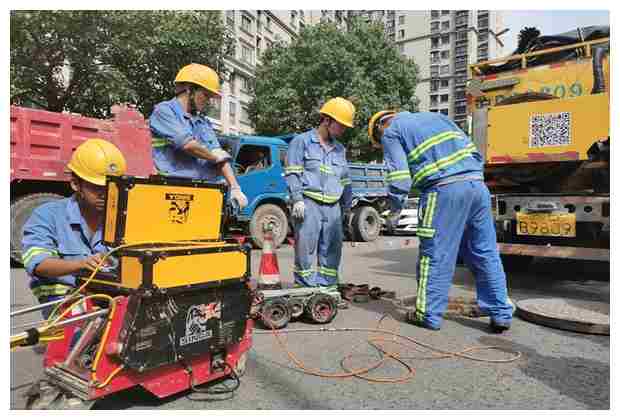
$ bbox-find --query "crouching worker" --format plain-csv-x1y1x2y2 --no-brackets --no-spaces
285,97,355,287
21,138,127,319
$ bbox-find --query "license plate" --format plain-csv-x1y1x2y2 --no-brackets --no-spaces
516,213,576,237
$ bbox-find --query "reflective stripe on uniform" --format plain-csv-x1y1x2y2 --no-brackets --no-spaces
303,190,340,204
22,247,58,267
294,268,314,278
285,165,304,175
415,255,431,322
319,164,335,175
386,170,412,182
31,284,73,299
416,227,436,238
318,266,338,278
408,131,463,163
152,137,170,148
412,143,477,186
422,192,437,228
340,178,352,186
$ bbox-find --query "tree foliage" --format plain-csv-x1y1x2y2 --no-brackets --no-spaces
248,19,419,161
517,26,541,53
10,11,232,118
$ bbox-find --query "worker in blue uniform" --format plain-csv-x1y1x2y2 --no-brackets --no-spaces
149,63,247,209
368,110,513,333
22,139,127,319
285,98,355,287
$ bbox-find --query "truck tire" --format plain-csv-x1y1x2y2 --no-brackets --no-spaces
249,204,288,249
11,193,65,265
351,205,381,242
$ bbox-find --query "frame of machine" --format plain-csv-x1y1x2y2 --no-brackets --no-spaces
23,175,254,409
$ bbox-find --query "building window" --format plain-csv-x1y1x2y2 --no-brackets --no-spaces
388,33,395,42
431,22,440,33
430,65,439,77
256,36,262,55
441,79,449,88
399,29,405,39
440,109,449,115
226,11,235,27
440,65,449,75
241,43,253,65
229,74,236,96
441,34,450,44
431,10,440,19
441,10,450,15
441,50,449,59
457,31,467,41
441,21,449,31
455,106,466,115
431,51,440,63
290,10,297,28
240,103,250,125
431,37,439,48
430,95,438,106
430,80,439,91
241,14,252,33
266,16,272,32
229,101,237,123
399,15,405,25
478,18,489,28
440,94,449,103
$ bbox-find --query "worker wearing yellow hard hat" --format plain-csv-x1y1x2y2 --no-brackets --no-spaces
284,97,355,287
368,109,513,333
22,138,127,318
149,63,247,209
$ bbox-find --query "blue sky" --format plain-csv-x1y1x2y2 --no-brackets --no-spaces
501,10,610,53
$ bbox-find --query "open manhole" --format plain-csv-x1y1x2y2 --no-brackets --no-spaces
516,298,609,335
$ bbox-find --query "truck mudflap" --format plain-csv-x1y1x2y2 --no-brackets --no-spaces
498,243,609,262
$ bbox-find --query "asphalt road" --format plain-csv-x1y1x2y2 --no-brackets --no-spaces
10,236,610,410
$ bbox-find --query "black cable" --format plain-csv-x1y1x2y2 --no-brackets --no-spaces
185,361,241,400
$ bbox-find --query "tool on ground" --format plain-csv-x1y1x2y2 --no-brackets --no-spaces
13,175,253,409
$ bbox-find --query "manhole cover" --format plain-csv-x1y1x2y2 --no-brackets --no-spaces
516,298,609,335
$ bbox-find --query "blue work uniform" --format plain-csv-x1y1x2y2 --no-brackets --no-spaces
22,195,110,318
285,129,352,286
382,112,513,329
149,98,227,180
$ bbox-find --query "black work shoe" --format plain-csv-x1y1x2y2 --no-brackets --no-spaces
490,320,511,334
406,311,441,331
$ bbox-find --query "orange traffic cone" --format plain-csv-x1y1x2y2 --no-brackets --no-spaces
257,224,281,290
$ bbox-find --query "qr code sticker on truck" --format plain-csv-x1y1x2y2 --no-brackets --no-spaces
529,112,571,147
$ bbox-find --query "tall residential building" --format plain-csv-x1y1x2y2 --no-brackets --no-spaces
212,10,506,133
348,10,506,127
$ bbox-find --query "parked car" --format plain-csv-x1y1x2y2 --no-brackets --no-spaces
381,197,419,235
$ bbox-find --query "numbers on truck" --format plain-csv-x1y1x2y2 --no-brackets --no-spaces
492,82,584,105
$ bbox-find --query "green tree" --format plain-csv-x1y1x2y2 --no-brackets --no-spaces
248,19,418,162
10,11,232,118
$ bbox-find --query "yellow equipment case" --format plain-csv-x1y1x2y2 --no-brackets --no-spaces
79,175,251,295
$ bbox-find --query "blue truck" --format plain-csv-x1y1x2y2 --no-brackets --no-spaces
218,134,389,248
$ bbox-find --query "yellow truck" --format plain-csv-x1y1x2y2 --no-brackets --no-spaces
466,26,609,267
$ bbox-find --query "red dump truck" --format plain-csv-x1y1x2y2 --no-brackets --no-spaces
10,105,154,263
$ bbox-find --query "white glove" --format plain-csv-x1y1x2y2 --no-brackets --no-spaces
292,201,305,220
385,210,401,233
211,148,231,163
230,187,248,209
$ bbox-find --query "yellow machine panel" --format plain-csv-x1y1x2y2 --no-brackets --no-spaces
486,93,609,164
79,242,249,293
103,176,225,246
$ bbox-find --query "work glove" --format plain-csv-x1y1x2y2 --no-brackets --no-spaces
211,148,232,163
384,210,401,233
292,200,305,220
230,186,248,210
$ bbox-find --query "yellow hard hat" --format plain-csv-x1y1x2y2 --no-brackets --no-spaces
368,110,397,146
320,97,356,128
175,63,221,96
67,139,127,186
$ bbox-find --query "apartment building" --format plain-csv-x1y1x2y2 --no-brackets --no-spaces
212,10,506,133
393,10,506,127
